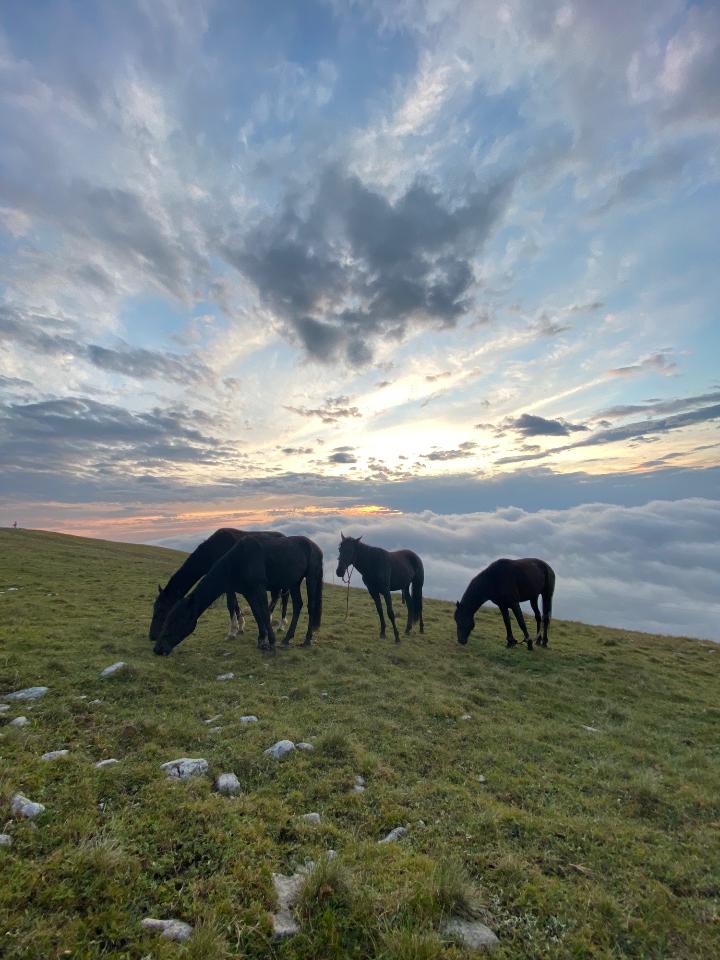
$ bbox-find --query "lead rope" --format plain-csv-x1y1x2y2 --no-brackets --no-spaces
342,565,354,621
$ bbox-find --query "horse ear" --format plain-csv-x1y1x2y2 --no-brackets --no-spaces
357,535,363,541
455,601,459,608
158,584,163,595
340,531,345,540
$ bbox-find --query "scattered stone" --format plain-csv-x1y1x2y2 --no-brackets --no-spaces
264,739,295,760
0,833,12,847
296,741,314,751
215,772,241,795
379,826,406,844
7,587,18,591
582,725,600,733
11,793,45,820
88,699,102,705
279,695,290,701
300,812,321,825
161,757,209,780
0,704,9,713
416,819,426,828
327,849,337,860
10,716,30,728
239,715,258,724
477,774,487,784
216,672,235,681
2,686,49,702
209,726,222,734
352,775,365,793
461,713,473,720
271,863,313,939
204,715,222,725
443,918,499,952
320,692,329,698
75,695,88,701
95,758,120,768
100,662,127,678
141,918,193,943
41,750,69,761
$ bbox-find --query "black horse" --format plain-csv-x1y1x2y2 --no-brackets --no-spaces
454,558,555,650
154,534,323,655
336,533,424,643
149,527,289,642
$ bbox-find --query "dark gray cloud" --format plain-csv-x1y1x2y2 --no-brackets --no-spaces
0,305,211,385
421,441,477,461
279,446,313,455
598,391,720,420
283,395,362,423
609,352,677,378
226,167,515,365
327,451,357,464
508,413,589,437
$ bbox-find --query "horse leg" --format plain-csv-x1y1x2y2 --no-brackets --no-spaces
225,592,240,639
370,590,387,639
541,592,552,647
530,596,542,645
402,586,413,635
384,591,401,644
511,602,533,650
248,588,275,654
282,584,303,646
281,589,289,630
501,607,517,647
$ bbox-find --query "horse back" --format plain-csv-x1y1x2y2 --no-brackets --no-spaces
388,549,423,590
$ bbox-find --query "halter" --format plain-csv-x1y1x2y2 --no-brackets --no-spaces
342,563,354,621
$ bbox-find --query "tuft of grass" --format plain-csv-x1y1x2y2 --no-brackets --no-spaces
299,856,354,915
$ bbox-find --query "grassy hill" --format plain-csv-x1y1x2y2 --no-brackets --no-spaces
1,528,718,959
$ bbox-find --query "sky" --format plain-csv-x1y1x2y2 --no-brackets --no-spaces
1,0,719,638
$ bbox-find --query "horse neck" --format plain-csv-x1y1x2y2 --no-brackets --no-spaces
164,546,211,598
187,557,227,618
351,541,373,576
461,574,486,615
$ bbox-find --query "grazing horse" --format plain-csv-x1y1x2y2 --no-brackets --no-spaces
153,535,323,656
336,533,424,643
454,558,555,650
149,527,289,642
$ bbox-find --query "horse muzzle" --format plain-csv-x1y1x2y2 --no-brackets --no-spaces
153,642,170,656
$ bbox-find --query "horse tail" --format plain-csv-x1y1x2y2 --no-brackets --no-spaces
307,543,324,630
543,562,555,620
410,556,424,626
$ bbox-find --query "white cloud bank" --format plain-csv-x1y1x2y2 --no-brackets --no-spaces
157,497,720,642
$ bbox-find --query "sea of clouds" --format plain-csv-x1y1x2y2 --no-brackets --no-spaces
155,497,720,642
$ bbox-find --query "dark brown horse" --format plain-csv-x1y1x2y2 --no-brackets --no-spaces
454,558,555,650
336,533,424,643
149,527,289,642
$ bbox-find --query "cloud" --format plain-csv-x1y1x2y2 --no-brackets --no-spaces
598,391,720,420
283,396,362,423
327,451,357,464
421,441,477,461
609,352,678,378
166,497,719,641
507,413,588,437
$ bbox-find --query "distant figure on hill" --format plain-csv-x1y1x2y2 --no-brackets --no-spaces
12,521,17,529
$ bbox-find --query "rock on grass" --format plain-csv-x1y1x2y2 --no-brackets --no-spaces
296,741,314,751
100,662,128,678
271,863,313,939
41,749,69,761
443,918,499,952
2,686,49,702
379,826,407,844
264,739,295,759
9,716,30,728
141,918,193,943
215,772,241,795
0,833,12,847
300,812,321,824
161,758,208,780
95,758,120,768
11,794,45,819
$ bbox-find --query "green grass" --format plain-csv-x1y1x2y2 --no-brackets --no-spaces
1,528,719,959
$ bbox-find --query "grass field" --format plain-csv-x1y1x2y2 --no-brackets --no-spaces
1,528,719,959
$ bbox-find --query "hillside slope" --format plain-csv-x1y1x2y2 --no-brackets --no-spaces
1,528,718,959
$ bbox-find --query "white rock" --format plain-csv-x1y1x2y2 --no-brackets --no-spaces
8,587,18,591
296,741,314,751
271,863,313,939
0,704,9,713
10,716,30,728
41,750,69,761
209,726,222,733
204,715,222,724
461,713,473,720
216,672,235,681
300,812,321,825
379,826,407,844
100,662,127,678
239,715,258,724
264,739,295,760
215,772,241,795
443,918,499,952
141,918,193,943
95,758,120,768
582,725,600,733
0,833,12,847
89,699,102,705
327,849,336,860
477,775,487,784
320,692,329,698
161,757,209,780
11,793,45,819
352,774,366,793
2,686,49,702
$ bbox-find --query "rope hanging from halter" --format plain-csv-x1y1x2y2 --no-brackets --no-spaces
342,565,354,621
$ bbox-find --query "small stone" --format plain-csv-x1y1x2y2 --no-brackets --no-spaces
9,716,30,728
95,758,120,768
279,695,290,701
320,691,329,698
161,757,209,780
379,826,406,844
216,672,235,681
327,849,337,860
0,704,9,713
443,918,499,952
0,833,12,847
477,774,487,783
141,918,193,943
416,819,426,828
11,793,45,819
271,863,313,939
264,739,295,759
239,715,258,724
461,713,472,720
215,772,241,795
2,686,49,702
41,750,69,761
300,812,321,825
209,726,222,733
204,715,222,724
352,774,366,792
100,662,127,678
582,725,600,733
296,741,314,751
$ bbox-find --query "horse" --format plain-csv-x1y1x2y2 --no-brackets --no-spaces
335,533,424,643
454,558,555,650
148,527,289,642
153,534,323,656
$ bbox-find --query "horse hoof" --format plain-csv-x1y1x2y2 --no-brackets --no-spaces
301,639,312,647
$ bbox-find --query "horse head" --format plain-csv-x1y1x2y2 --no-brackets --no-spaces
153,596,198,656
149,583,176,641
453,600,475,645
336,533,361,578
